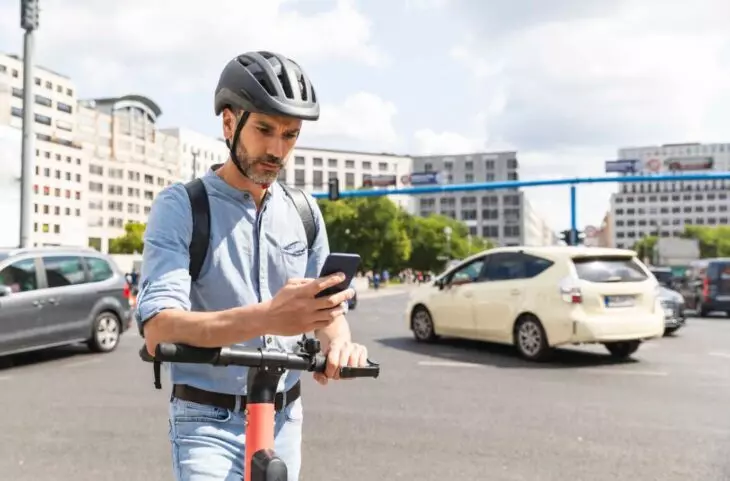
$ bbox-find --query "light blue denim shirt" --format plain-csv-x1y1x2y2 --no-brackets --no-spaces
136,166,335,395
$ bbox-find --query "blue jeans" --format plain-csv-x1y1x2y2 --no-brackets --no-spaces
168,396,303,481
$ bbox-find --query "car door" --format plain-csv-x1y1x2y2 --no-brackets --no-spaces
0,257,46,354
37,255,93,344
472,253,532,342
429,257,487,336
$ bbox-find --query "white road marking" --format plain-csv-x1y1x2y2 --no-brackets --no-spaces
0,375,13,382
62,358,103,369
580,368,668,377
418,360,484,368
708,351,730,359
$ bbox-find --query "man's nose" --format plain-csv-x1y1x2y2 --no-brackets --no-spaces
266,138,288,159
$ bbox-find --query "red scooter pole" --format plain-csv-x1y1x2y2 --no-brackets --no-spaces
244,401,275,481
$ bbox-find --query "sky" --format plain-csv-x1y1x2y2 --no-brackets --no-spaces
1,0,729,232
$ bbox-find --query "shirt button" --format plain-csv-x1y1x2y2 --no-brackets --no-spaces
244,194,250,200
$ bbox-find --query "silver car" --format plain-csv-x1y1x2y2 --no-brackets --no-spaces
651,268,686,335
0,246,133,357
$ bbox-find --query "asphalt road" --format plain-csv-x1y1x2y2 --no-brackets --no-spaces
1,290,730,481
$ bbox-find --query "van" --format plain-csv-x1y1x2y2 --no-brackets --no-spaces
0,246,133,357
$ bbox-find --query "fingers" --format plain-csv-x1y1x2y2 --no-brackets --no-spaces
324,342,369,380
308,272,346,295
313,372,328,386
315,287,355,311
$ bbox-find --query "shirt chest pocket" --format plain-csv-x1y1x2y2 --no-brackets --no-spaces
279,240,309,279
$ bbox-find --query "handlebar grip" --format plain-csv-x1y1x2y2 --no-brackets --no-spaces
339,359,380,379
154,343,221,364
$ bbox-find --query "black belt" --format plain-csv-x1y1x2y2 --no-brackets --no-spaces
172,381,301,413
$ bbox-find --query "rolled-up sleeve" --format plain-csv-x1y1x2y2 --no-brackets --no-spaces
135,183,193,334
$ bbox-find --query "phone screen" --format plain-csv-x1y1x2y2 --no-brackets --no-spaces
316,253,361,298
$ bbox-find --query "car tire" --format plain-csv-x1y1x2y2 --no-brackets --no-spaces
604,340,640,359
513,314,552,362
411,306,437,343
663,326,680,336
87,311,122,353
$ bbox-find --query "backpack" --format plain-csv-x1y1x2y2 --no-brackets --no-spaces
145,178,319,389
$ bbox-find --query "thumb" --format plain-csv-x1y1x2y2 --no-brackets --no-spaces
313,372,328,385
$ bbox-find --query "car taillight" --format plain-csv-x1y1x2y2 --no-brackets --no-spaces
123,283,130,299
702,276,709,300
559,278,582,304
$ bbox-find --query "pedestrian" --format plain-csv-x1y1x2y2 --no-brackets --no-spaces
135,51,370,481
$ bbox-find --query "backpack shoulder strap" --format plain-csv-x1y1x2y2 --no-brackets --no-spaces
183,178,210,282
279,183,318,249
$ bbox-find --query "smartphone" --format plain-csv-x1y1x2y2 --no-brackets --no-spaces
315,253,361,298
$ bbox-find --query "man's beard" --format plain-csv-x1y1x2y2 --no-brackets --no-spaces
237,146,284,185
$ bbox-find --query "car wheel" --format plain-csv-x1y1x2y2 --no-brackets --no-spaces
663,326,680,336
513,314,552,361
604,340,640,359
87,311,122,353
411,306,437,342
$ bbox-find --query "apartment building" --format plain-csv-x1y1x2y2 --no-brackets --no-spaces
610,142,730,249
78,95,180,253
160,127,229,181
0,53,87,246
411,152,554,246
283,146,414,213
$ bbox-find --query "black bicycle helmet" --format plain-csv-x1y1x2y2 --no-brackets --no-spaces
214,51,320,183
215,51,319,120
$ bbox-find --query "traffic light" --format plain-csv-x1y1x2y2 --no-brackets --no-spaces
21,0,40,31
560,229,573,245
328,177,340,201
559,229,585,246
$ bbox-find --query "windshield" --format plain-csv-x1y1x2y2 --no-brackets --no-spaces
572,256,649,283
651,270,673,286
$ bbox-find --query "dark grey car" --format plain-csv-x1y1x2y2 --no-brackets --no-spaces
0,246,133,357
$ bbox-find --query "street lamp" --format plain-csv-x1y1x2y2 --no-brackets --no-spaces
19,0,40,248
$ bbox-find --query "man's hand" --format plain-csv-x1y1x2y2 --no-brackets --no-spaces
313,338,368,385
262,273,355,336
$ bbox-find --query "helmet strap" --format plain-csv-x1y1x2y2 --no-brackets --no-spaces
225,111,251,179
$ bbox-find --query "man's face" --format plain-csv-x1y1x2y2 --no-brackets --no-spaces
223,110,302,185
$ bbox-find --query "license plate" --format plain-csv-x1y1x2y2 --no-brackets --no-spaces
605,295,635,308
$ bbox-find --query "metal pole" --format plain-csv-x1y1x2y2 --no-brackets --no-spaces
569,184,577,246
191,149,199,181
19,27,36,248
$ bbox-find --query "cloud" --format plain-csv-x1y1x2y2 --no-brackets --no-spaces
0,0,385,96
299,92,400,149
444,0,730,227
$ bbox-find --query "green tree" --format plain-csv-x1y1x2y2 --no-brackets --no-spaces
318,196,412,272
404,214,495,273
681,225,730,258
632,235,658,262
108,221,145,254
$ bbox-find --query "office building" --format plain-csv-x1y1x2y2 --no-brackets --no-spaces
79,95,180,253
0,52,87,247
610,142,730,249
159,127,229,181
411,152,555,246
283,146,414,213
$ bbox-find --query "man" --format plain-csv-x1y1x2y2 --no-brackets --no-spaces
136,51,369,481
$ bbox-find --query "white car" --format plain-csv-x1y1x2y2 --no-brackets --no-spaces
405,246,665,361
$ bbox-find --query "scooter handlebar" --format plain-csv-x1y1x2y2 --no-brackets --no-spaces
139,342,380,379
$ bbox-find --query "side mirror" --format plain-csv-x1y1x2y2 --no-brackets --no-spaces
435,279,446,290
0,285,12,297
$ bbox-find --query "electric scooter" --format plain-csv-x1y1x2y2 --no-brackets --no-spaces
140,337,380,481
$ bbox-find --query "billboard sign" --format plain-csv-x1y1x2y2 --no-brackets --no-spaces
664,156,714,172
605,159,640,174
363,174,397,188
401,171,442,185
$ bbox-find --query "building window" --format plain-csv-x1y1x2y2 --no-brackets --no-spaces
34,114,52,126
